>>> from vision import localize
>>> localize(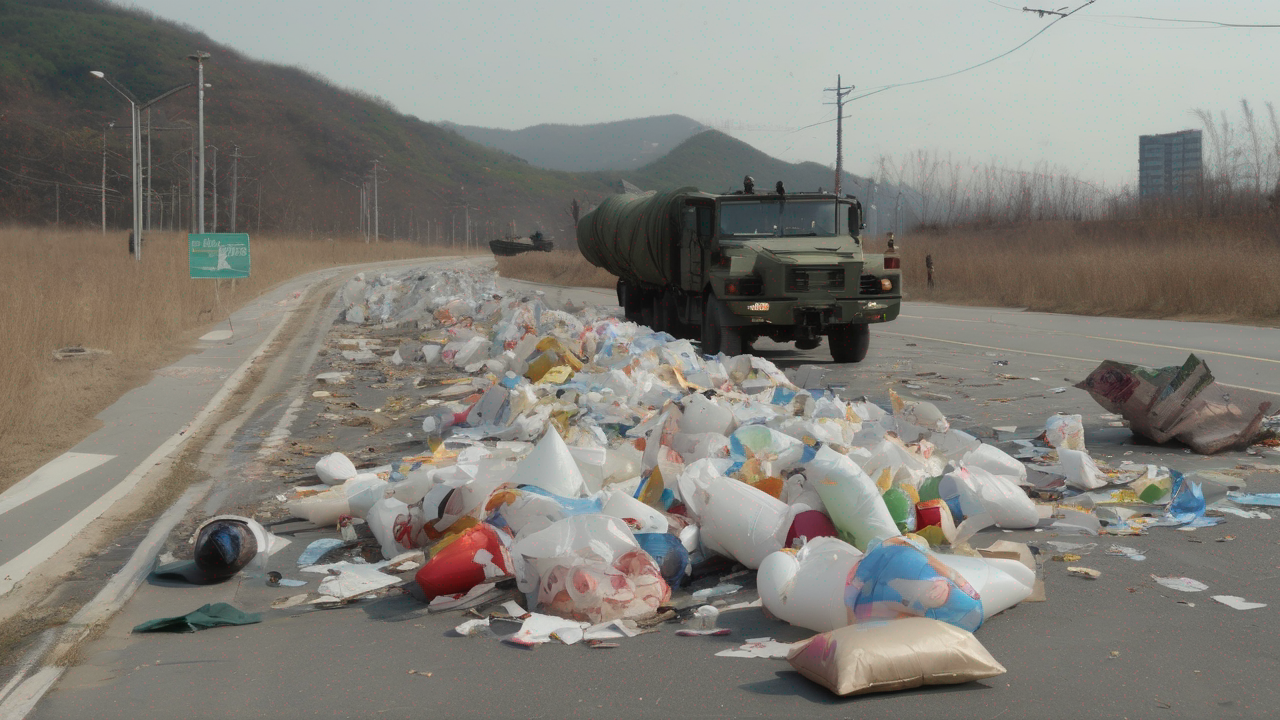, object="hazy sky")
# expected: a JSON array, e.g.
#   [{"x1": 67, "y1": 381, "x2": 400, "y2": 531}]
[{"x1": 125, "y1": 0, "x2": 1280, "y2": 187}]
